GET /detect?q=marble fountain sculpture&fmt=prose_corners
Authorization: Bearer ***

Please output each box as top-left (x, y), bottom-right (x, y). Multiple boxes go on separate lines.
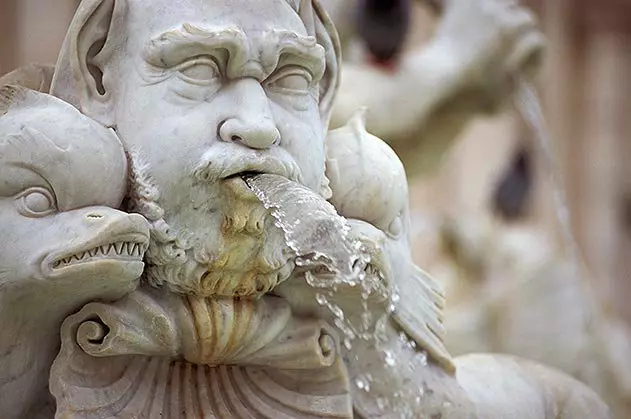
top-left (0, 0), bottom-right (611, 417)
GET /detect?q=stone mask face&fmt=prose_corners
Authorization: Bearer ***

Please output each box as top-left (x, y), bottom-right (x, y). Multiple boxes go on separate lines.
top-left (55, 0), bottom-right (338, 298)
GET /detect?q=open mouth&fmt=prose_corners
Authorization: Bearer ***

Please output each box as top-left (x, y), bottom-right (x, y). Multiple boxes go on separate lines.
top-left (222, 171), bottom-right (274, 199)
top-left (51, 238), bottom-right (148, 270)
top-left (226, 171), bottom-right (265, 181)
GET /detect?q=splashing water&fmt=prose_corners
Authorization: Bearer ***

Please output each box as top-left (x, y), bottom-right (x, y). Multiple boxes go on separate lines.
top-left (244, 173), bottom-right (359, 277)
top-left (245, 173), bottom-right (430, 417)
top-left (514, 79), bottom-right (584, 276)
top-left (244, 174), bottom-right (389, 341)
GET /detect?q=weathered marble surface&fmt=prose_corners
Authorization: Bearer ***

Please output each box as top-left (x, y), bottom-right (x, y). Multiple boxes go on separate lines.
top-left (0, 86), bottom-right (149, 419)
top-left (0, 0), bottom-right (611, 418)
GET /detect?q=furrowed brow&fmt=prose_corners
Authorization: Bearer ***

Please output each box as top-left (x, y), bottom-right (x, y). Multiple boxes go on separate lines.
top-left (143, 23), bottom-right (249, 69)
top-left (259, 30), bottom-right (326, 81)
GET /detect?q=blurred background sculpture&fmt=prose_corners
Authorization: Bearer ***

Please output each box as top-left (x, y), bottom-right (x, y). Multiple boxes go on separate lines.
top-left (423, 143), bottom-right (631, 419)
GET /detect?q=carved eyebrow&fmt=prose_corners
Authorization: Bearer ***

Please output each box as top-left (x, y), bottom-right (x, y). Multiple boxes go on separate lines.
top-left (261, 30), bottom-right (326, 82)
top-left (143, 24), bottom-right (326, 82)
top-left (143, 23), bottom-right (250, 69)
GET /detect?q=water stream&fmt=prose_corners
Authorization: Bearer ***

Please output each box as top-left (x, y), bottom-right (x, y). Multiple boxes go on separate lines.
top-left (244, 174), bottom-right (389, 345)
top-left (245, 174), bottom-right (427, 417)
top-left (514, 79), bottom-right (585, 280)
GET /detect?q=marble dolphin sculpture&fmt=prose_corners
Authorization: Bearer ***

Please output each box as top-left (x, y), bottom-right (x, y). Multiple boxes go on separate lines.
top-left (0, 86), bottom-right (150, 419)
top-left (321, 109), bottom-right (611, 418)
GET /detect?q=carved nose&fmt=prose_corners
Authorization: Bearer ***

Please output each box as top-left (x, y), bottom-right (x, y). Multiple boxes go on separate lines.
top-left (219, 117), bottom-right (280, 149)
top-left (218, 79), bottom-right (280, 150)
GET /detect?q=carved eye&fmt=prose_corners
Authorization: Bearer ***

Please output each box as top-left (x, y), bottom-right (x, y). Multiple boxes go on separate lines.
top-left (266, 67), bottom-right (312, 94)
top-left (387, 215), bottom-right (403, 238)
top-left (16, 187), bottom-right (57, 218)
top-left (177, 57), bottom-right (221, 85)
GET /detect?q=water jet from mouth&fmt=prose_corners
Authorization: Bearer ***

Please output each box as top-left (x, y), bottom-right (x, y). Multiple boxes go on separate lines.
top-left (245, 173), bottom-right (431, 417)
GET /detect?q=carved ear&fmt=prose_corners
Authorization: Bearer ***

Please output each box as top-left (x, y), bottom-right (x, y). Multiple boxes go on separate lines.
top-left (302, 0), bottom-right (341, 133)
top-left (50, 0), bottom-right (125, 127)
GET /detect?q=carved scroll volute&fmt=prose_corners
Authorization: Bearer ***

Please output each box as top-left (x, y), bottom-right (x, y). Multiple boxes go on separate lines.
top-left (50, 287), bottom-right (353, 419)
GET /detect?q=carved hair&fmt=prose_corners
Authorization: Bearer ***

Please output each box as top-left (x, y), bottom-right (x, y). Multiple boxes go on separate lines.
top-left (50, 0), bottom-right (340, 131)
top-left (125, 149), bottom-right (293, 298)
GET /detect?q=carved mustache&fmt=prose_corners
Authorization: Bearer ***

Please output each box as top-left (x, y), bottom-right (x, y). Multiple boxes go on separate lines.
top-left (192, 145), bottom-right (304, 184)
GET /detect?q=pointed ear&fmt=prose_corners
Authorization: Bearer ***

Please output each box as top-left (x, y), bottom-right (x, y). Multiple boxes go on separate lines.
top-left (50, 0), bottom-right (126, 127)
top-left (301, 0), bottom-right (341, 133)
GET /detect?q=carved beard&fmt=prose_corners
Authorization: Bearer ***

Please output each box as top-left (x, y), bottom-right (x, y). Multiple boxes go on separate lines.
top-left (125, 151), bottom-right (294, 299)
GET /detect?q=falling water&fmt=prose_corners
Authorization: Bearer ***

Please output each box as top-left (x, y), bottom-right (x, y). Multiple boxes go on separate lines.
top-left (245, 173), bottom-right (429, 417)
top-left (514, 79), bottom-right (584, 274)
top-left (244, 173), bottom-right (390, 344)
top-left (244, 173), bottom-right (359, 278)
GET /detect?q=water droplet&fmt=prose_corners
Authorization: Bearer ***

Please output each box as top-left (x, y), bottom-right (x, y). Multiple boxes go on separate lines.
top-left (343, 338), bottom-right (353, 350)
top-left (329, 304), bottom-right (344, 320)
top-left (354, 374), bottom-right (372, 392)
top-left (315, 293), bottom-right (327, 306)
top-left (384, 350), bottom-right (396, 366)
top-left (416, 351), bottom-right (428, 367)
top-left (377, 397), bottom-right (388, 411)
top-left (361, 311), bottom-right (373, 330)
top-left (390, 291), bottom-right (401, 304)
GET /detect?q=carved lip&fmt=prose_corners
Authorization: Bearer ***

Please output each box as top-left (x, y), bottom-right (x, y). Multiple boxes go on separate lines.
top-left (43, 233), bottom-right (149, 276)
top-left (219, 157), bottom-right (293, 181)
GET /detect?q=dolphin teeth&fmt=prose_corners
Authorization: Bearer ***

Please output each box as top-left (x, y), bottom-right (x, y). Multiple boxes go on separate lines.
top-left (53, 240), bottom-right (147, 270)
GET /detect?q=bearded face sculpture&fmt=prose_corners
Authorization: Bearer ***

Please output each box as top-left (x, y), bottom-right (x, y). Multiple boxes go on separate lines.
top-left (51, 0), bottom-right (340, 298)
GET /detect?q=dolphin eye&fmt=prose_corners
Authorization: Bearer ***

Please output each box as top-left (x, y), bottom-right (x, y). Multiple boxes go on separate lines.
top-left (16, 187), bottom-right (57, 218)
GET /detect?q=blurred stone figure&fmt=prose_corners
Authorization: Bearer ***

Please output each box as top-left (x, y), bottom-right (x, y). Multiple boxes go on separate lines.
top-left (355, 0), bottom-right (413, 70)
top-left (0, 63), bottom-right (55, 92)
top-left (323, 0), bottom-right (545, 177)
top-left (421, 143), bottom-right (631, 419)
top-left (492, 145), bottom-right (533, 221)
